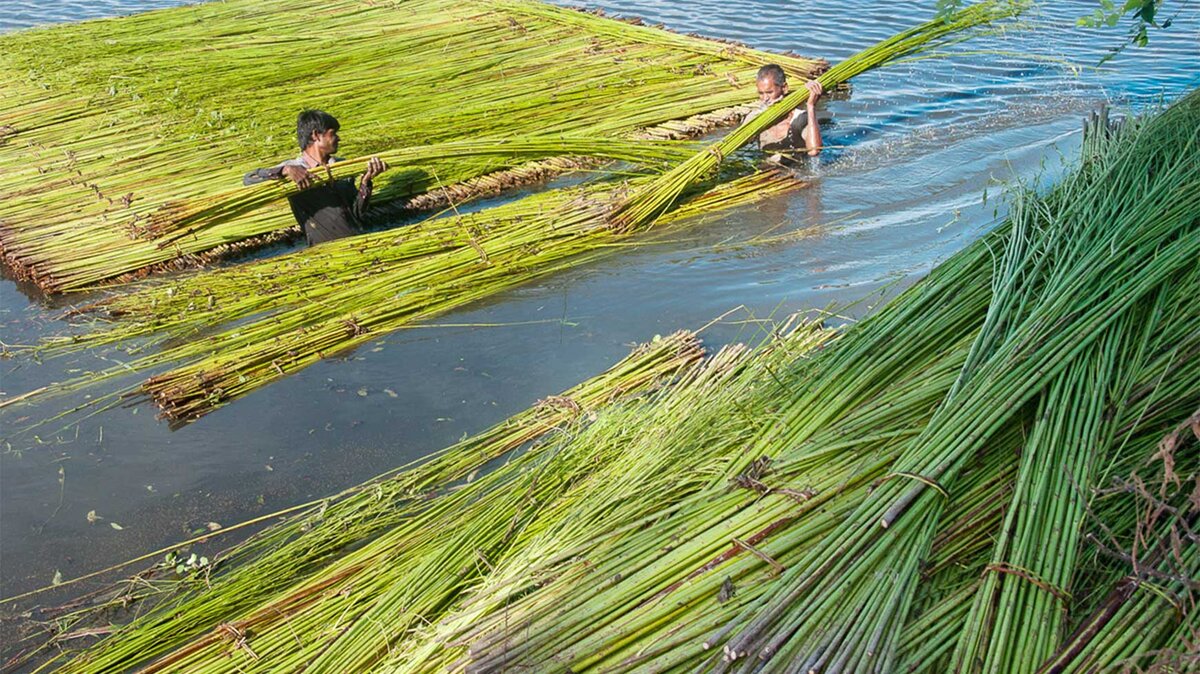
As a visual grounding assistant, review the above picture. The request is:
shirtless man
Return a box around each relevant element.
[244,109,388,246]
[746,64,824,159]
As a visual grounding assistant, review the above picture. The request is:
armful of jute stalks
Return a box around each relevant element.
[607,0,1027,232]
[146,137,699,246]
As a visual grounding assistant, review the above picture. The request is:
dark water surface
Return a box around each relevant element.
[1,0,1197,616]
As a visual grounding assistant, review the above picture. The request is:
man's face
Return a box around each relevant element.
[756,77,788,106]
[311,128,340,155]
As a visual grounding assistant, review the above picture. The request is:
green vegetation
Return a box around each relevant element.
[21,86,1199,673]
[612,0,1025,231]
[32,169,805,422]
[15,0,1022,424]
[939,0,1178,50]
[5,329,710,671]
[0,0,823,292]
[4,1,1194,671]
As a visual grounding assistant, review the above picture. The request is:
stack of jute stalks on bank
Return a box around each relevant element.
[3,329,712,672]
[11,316,835,674]
[18,1,1025,424]
[441,89,1200,673]
[17,89,1199,673]
[0,0,824,292]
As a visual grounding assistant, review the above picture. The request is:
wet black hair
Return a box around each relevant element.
[296,109,340,150]
[756,64,787,88]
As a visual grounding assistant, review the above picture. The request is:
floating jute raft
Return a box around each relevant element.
[18,87,1199,674]
[0,0,825,293]
[15,1,1025,424]
[31,169,806,422]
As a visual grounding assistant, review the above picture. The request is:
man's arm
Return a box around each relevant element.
[243,160,314,188]
[352,156,387,221]
[801,79,823,156]
[243,164,286,186]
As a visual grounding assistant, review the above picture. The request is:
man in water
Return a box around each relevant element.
[244,109,388,246]
[744,64,824,162]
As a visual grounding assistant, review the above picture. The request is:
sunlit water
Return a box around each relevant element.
[1,0,1197,617]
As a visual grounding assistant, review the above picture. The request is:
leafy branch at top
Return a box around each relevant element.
[937,0,1176,56]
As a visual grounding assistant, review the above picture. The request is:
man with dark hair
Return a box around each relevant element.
[244,109,388,246]
[744,64,824,159]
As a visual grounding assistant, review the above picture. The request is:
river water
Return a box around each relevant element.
[0,0,1196,618]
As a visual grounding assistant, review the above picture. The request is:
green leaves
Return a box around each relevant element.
[936,0,966,21]
[1077,0,1167,55]
[159,550,210,576]
[1077,4,1123,28]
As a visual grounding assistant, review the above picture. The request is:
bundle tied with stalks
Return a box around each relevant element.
[4,329,708,672]
[18,320,833,673]
[690,88,1199,674]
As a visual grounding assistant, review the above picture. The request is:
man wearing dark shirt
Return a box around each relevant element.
[243,110,388,246]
